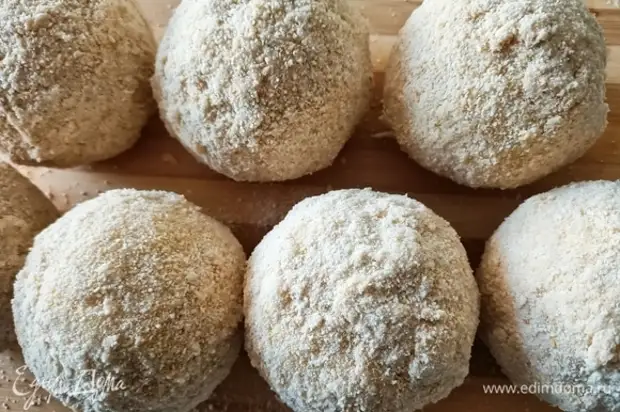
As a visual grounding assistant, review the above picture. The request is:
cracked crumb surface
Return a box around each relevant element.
[0,0,156,167]
[478,181,620,411]
[384,0,608,189]
[152,0,373,182]
[12,189,246,412]
[0,162,57,349]
[245,189,480,411]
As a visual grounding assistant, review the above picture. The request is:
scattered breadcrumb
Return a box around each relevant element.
[161,153,178,165]
[370,131,394,139]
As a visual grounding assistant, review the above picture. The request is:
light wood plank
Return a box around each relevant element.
[3,0,618,411]
[0,346,558,412]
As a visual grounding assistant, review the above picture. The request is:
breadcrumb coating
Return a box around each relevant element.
[153,0,372,182]
[384,0,608,189]
[12,189,246,412]
[0,0,156,167]
[245,189,480,411]
[478,181,620,411]
[0,162,57,348]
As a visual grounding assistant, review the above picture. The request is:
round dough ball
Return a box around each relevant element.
[0,163,57,347]
[384,0,608,189]
[152,0,372,182]
[478,181,620,411]
[13,190,245,412]
[0,0,156,167]
[245,189,480,411]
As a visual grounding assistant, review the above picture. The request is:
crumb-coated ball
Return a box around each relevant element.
[0,0,156,167]
[384,0,608,189]
[152,0,372,182]
[478,181,620,411]
[12,190,246,412]
[245,189,480,411]
[0,163,57,347]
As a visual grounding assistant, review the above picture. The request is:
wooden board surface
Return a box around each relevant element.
[2,0,619,411]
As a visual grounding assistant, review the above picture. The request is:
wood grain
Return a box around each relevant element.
[2,0,618,411]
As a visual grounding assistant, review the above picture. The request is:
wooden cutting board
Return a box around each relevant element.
[2,0,619,411]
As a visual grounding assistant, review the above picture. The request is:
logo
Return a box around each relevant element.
[12,365,127,410]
